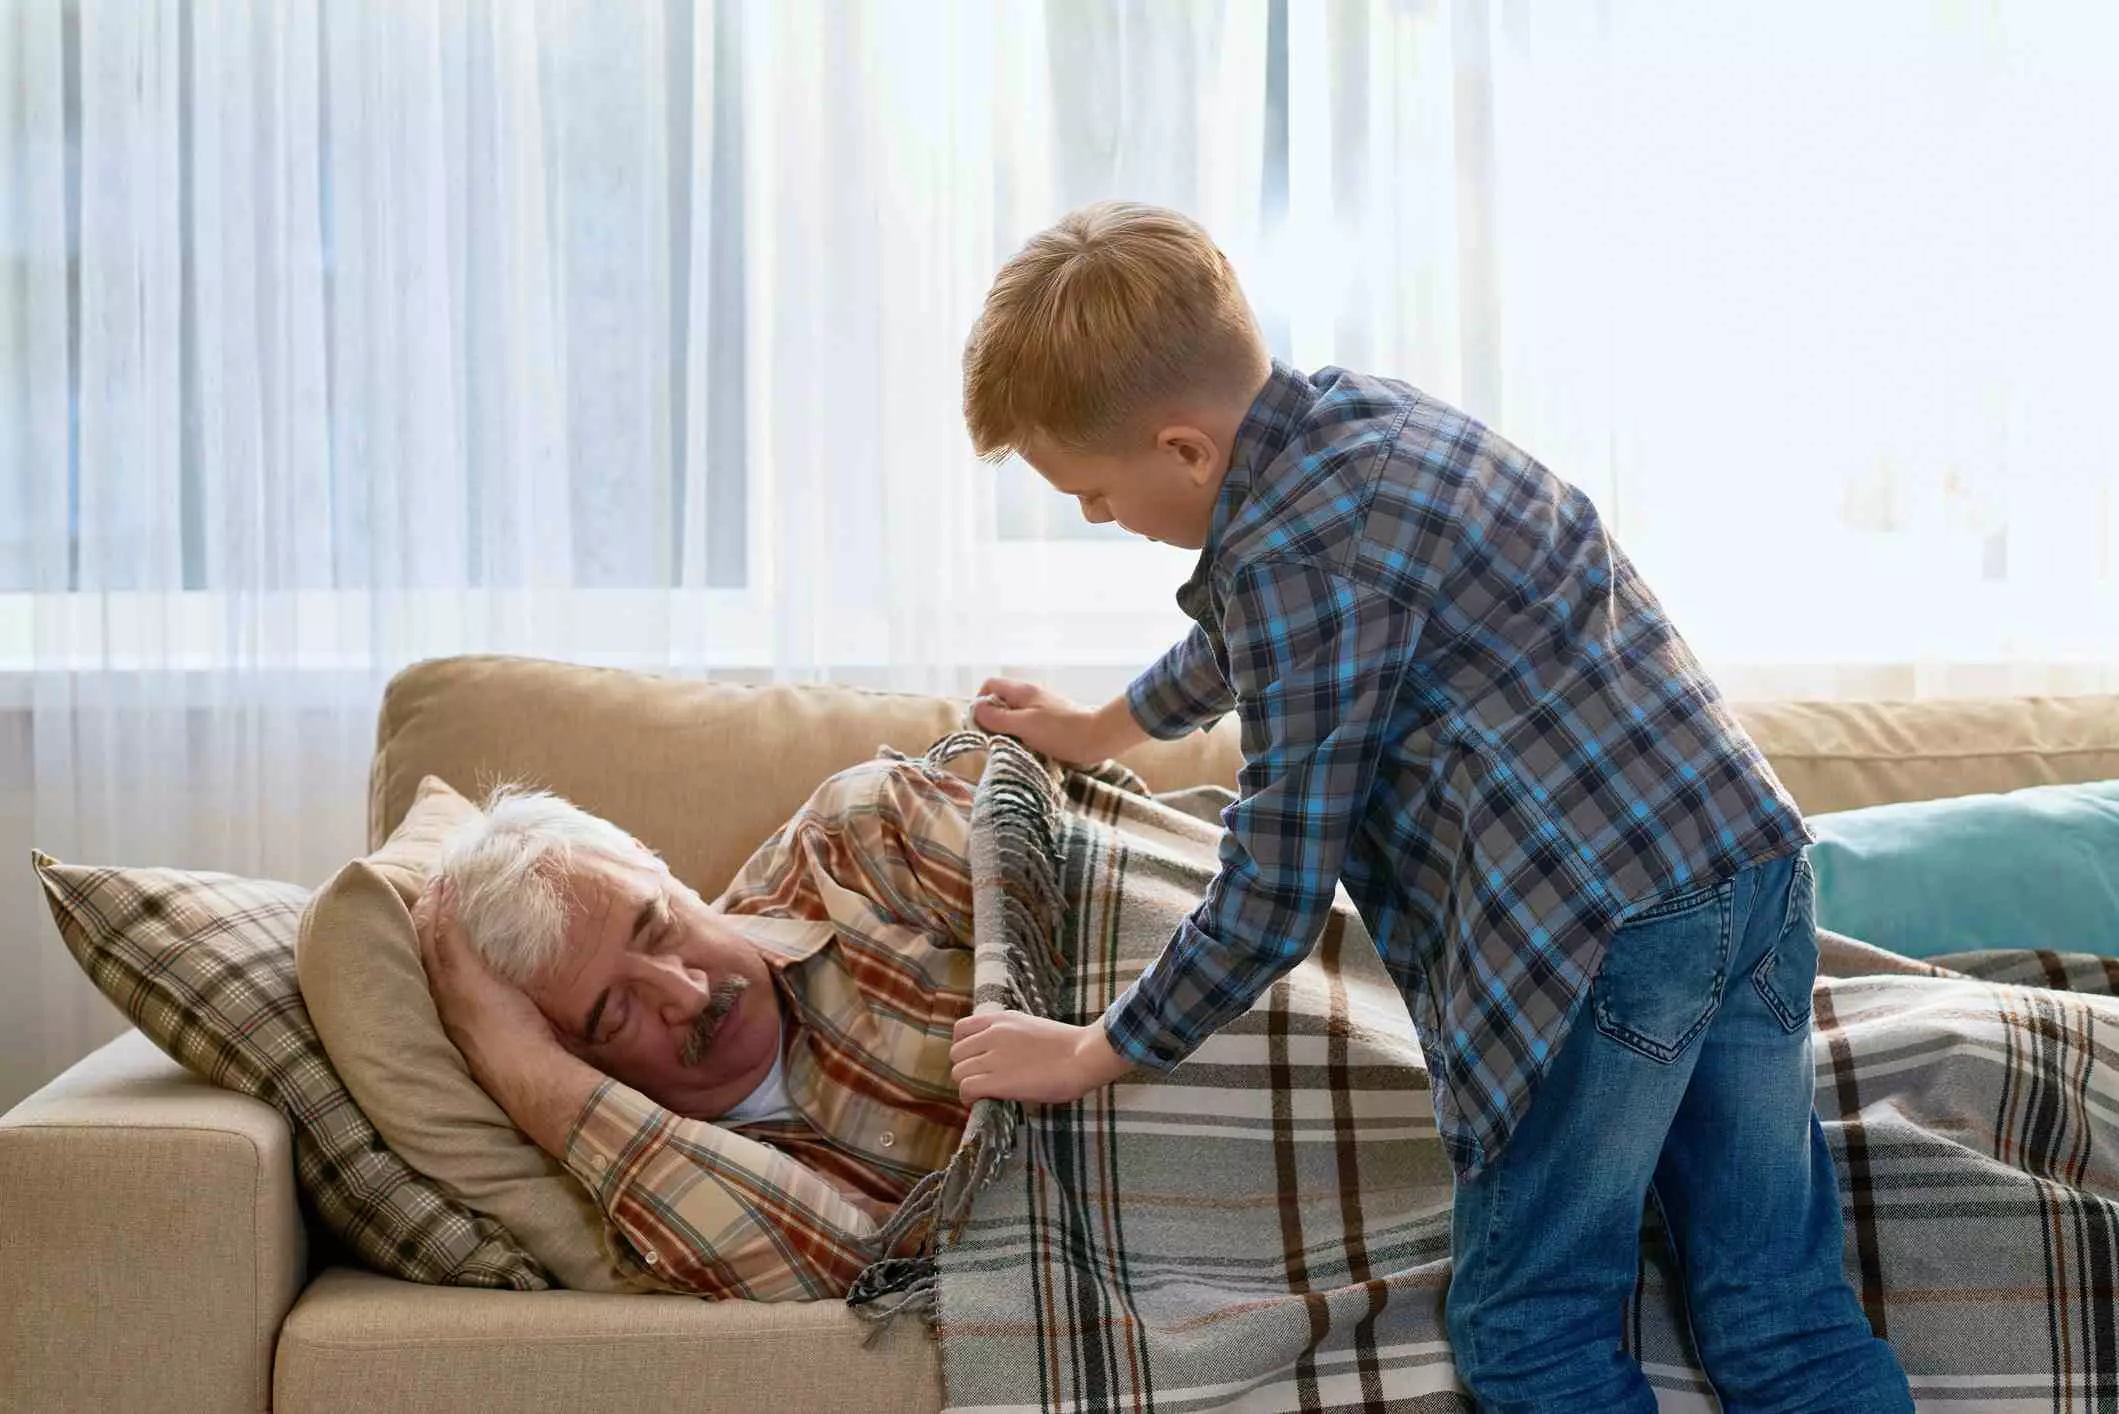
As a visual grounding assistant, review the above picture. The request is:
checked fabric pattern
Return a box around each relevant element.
[932,771,2119,1413]
[34,853,546,1289]
[1116,359,1810,1178]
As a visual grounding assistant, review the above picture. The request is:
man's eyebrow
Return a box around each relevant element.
[631,895,664,950]
[582,899,658,1043]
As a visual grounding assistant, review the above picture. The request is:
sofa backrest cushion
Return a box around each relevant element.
[372,656,2119,891]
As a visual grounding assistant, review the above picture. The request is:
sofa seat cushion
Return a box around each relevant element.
[273,1267,942,1414]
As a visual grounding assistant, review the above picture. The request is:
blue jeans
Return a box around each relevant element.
[1446,851,1913,1413]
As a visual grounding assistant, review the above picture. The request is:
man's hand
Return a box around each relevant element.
[415,879,557,1086]
[414,879,598,1159]
[972,678,1147,765]
[949,1009,1132,1105]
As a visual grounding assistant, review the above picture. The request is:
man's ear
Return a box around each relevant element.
[1156,424,1222,487]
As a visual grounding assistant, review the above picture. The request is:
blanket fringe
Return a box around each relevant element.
[849,730,1066,1331]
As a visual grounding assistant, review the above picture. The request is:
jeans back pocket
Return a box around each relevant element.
[1751,854,1820,1033]
[1592,879,1736,1064]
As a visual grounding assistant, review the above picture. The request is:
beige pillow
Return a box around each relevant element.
[298,776,656,1293]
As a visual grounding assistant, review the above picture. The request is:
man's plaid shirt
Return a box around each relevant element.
[562,755,978,1299]
[1109,361,1810,1176]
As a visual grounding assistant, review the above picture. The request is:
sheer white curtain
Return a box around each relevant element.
[0,0,1247,1105]
[3,0,2117,1106]
[1306,0,2119,700]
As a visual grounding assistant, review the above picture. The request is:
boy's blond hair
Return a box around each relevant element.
[963,201,1269,461]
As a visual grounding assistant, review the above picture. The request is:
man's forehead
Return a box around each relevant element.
[578,850,654,910]
[538,854,659,993]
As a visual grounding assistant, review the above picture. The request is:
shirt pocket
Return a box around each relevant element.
[1592,878,1736,1065]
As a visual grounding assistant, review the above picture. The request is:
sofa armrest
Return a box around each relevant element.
[0,1030,307,1414]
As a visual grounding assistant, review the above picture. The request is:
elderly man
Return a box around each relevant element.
[415,754,982,1301]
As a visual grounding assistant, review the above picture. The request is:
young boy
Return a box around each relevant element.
[946,202,1913,1413]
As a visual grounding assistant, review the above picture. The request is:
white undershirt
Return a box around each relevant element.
[717,1018,794,1125]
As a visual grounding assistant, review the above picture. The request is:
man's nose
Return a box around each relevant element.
[639,954,711,1022]
[1079,497,1112,525]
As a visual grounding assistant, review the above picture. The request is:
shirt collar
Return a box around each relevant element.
[722,912,835,966]
[1227,358,1314,485]
[1180,359,1315,611]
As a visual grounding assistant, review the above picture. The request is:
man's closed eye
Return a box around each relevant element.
[583,989,632,1048]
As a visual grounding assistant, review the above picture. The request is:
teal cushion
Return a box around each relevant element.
[1808,779,2119,958]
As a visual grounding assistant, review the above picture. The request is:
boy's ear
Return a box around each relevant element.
[1156,424,1223,486]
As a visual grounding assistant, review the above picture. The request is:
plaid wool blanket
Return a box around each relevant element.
[866,747,2119,1412]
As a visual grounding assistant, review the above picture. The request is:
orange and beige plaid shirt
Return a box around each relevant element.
[560,753,978,1300]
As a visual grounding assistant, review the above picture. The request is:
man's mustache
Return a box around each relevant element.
[679,975,750,1068]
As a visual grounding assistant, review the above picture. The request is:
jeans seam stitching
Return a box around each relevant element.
[1753,853,1816,1033]
[1459,1165,1505,1374]
[1623,877,1732,925]
[1592,886,1735,1064]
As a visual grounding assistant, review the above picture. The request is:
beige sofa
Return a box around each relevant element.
[6,655,2119,1414]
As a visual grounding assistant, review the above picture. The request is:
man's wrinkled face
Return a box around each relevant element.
[526,852,782,1121]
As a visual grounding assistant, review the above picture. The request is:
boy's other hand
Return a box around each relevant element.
[972,678,1143,763]
[950,1010,1131,1105]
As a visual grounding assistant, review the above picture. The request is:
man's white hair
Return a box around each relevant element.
[435,786,657,988]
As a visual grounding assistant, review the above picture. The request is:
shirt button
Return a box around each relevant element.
[590,1154,608,1172]
[878,1132,896,1149]
[642,1249,658,1265]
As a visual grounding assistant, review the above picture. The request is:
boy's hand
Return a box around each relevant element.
[950,1010,1132,1105]
[972,678,1146,764]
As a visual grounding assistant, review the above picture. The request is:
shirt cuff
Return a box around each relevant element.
[1125,665,1213,741]
[1099,936,1214,1072]
[562,1075,643,1205]
[558,1078,674,1286]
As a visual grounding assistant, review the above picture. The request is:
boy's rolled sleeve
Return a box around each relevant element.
[1105,559,1416,1068]
[1126,623,1236,739]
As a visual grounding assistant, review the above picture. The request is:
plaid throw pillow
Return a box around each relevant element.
[32,852,548,1290]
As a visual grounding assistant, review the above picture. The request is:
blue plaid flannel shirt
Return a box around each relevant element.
[1106,361,1810,1177]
